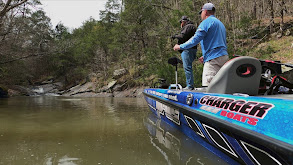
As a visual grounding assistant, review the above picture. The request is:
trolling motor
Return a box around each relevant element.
[168,57,183,90]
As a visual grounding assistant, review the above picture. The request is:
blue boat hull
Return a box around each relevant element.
[143,88,293,165]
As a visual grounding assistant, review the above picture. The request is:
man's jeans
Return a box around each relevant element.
[181,49,197,88]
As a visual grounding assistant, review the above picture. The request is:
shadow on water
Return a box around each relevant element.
[0,96,227,165]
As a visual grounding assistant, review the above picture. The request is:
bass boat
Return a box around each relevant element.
[143,56,293,165]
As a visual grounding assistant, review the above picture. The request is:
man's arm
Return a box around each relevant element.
[180,29,206,50]
[173,44,181,50]
[173,29,206,51]
[173,25,193,41]
[173,33,183,40]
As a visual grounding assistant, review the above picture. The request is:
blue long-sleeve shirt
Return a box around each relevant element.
[180,15,228,63]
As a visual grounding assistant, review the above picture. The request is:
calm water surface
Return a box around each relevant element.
[0,96,227,165]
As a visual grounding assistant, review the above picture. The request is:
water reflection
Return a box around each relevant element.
[45,155,81,165]
[0,97,226,165]
[144,113,228,165]
[0,97,153,165]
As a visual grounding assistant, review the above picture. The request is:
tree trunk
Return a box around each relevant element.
[268,0,274,34]
[253,0,257,20]
[280,0,285,35]
[226,0,232,23]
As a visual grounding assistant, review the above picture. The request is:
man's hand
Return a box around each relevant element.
[198,56,203,64]
[173,44,180,51]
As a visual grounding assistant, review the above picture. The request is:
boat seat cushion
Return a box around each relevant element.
[207,56,261,95]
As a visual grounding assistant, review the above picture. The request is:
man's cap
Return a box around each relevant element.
[179,16,189,23]
[199,3,215,14]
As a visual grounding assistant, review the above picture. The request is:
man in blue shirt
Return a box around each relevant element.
[173,3,229,87]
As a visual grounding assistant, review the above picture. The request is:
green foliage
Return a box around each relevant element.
[99,0,121,23]
[193,63,203,87]
[2,0,293,89]
[255,45,275,59]
[0,5,55,85]
[45,0,208,88]
[0,62,29,85]
[234,13,254,39]
[55,23,70,40]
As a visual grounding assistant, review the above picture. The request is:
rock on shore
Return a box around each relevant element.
[6,68,146,98]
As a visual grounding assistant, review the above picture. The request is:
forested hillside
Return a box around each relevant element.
[1,0,293,92]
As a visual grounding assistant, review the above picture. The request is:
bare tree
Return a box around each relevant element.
[0,0,28,19]
[253,0,257,20]
[279,0,286,35]
[268,0,275,34]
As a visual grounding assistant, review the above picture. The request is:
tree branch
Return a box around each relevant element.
[6,0,28,12]
[0,0,12,18]
[0,0,28,18]
[151,4,174,10]
[0,51,58,65]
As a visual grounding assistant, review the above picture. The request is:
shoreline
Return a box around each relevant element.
[5,85,146,98]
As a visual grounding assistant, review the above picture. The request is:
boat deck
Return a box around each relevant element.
[182,88,293,100]
[262,94,293,100]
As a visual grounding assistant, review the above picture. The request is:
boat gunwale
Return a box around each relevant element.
[143,90,293,158]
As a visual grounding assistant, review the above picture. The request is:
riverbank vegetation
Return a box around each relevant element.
[0,0,293,95]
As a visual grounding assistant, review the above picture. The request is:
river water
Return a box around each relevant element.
[0,96,227,165]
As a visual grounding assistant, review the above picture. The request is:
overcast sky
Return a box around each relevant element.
[40,0,108,29]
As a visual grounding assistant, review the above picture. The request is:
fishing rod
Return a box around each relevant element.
[233,55,293,69]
